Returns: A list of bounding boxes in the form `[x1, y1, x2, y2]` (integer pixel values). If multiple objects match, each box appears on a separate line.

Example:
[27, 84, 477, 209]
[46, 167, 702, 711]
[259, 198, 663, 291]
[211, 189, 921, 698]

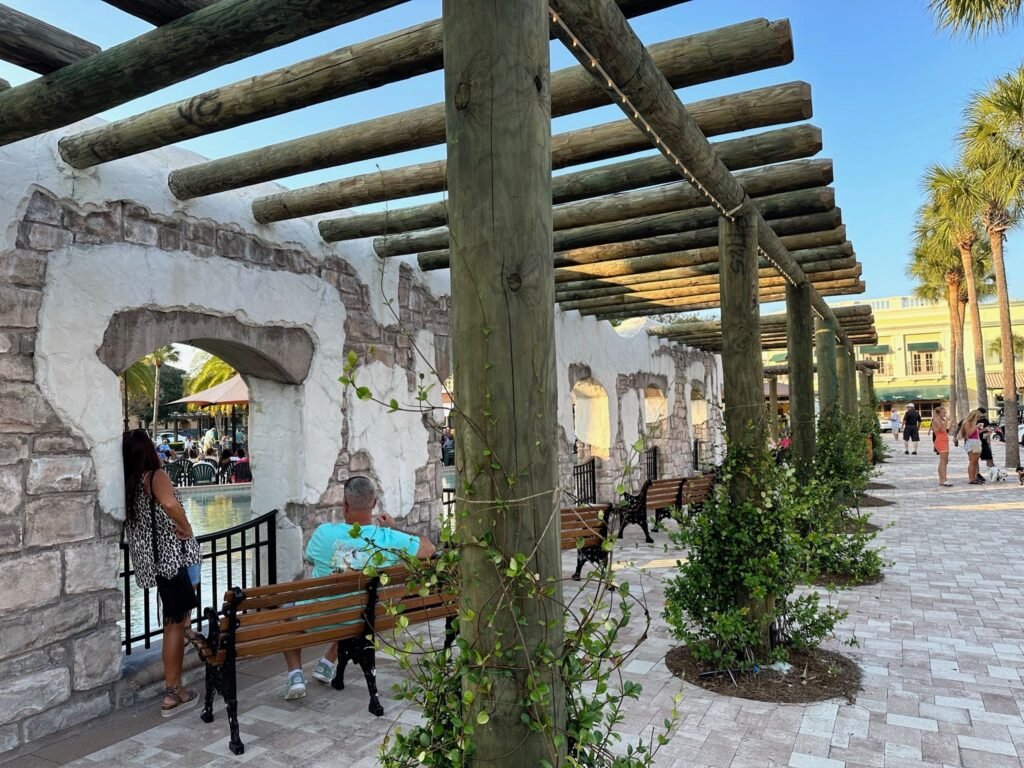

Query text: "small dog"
[1017, 466, 1024, 486]
[987, 467, 1008, 483]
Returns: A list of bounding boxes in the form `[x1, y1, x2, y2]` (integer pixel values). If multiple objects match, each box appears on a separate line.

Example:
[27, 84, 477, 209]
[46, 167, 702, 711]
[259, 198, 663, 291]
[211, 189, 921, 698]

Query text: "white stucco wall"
[620, 389, 641, 454]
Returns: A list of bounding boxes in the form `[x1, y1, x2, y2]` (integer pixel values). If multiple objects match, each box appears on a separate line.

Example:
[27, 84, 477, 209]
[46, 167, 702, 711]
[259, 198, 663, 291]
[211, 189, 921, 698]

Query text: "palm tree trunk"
[959, 244, 988, 408]
[151, 362, 161, 441]
[946, 287, 960, 426]
[951, 281, 969, 418]
[990, 231, 1019, 467]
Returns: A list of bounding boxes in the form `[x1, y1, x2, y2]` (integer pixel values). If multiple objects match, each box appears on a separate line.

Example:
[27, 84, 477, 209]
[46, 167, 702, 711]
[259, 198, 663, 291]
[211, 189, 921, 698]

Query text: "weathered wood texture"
[412, 185, 834, 264]
[768, 376, 780, 440]
[0, 0, 405, 146]
[814, 316, 839, 416]
[443, 1, 563, 763]
[101, 0, 216, 25]
[321, 125, 823, 240]
[585, 280, 864, 319]
[786, 281, 816, 473]
[650, 304, 872, 338]
[63, 0, 708, 168]
[255, 80, 811, 220]
[0, 4, 100, 74]
[0, 78, 8, 91]
[836, 343, 857, 416]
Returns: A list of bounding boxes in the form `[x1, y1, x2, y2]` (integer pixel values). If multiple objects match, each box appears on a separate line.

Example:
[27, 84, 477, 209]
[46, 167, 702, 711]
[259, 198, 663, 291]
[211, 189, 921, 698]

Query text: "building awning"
[874, 385, 949, 402]
[859, 344, 890, 354]
[908, 341, 940, 352]
[769, 353, 787, 362]
[985, 372, 1024, 390]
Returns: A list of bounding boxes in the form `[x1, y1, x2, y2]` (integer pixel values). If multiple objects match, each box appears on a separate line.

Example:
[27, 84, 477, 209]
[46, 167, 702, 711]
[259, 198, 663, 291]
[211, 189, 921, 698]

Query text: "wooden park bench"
[560, 504, 613, 580]
[619, 471, 719, 540]
[191, 564, 456, 755]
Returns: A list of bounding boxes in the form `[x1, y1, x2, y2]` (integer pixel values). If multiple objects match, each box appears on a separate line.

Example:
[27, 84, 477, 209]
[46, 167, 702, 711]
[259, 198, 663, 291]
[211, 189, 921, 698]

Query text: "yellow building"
[761, 295, 1024, 421]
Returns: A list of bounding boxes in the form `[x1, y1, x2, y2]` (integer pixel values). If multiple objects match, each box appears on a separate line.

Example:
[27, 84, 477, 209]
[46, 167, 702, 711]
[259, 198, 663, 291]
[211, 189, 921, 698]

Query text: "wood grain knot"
[507, 272, 523, 291]
[454, 81, 470, 110]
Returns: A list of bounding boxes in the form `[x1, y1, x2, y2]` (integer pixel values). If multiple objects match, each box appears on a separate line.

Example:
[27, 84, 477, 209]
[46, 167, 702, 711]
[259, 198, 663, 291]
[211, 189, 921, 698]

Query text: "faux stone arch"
[99, 308, 314, 384]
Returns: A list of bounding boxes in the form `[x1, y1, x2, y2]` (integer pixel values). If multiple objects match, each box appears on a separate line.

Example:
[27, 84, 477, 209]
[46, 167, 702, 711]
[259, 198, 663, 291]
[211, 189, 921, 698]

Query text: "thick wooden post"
[768, 375, 779, 440]
[786, 282, 815, 473]
[443, 2, 563, 764]
[814, 317, 839, 417]
[837, 343, 855, 416]
[858, 368, 873, 417]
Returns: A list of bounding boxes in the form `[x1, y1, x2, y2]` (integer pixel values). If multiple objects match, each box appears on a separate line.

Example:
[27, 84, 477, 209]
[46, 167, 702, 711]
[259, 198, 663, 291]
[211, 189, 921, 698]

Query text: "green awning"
[874, 385, 949, 402]
[859, 345, 890, 354]
[769, 353, 787, 362]
[908, 341, 940, 352]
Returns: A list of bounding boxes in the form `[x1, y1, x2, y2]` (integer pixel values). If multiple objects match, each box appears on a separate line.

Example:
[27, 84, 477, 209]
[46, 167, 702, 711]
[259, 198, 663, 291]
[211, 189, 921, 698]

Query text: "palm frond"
[930, 0, 1024, 37]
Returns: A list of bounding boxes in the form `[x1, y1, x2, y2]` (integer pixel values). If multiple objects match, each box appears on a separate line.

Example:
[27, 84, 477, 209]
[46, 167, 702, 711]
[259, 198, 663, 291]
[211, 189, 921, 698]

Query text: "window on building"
[868, 354, 887, 375]
[917, 401, 940, 419]
[911, 351, 938, 374]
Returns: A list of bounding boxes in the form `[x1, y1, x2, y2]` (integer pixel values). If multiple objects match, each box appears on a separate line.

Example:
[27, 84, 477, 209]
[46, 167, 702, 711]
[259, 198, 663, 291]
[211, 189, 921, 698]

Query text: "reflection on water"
[120, 489, 256, 648]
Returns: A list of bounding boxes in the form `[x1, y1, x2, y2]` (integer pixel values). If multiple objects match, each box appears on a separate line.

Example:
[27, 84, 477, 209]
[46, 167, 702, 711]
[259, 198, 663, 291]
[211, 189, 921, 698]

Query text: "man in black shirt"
[901, 403, 922, 455]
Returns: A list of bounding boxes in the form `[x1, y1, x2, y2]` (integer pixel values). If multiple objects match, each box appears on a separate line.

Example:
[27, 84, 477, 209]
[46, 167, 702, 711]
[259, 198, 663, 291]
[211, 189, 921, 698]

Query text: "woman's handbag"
[148, 487, 199, 624]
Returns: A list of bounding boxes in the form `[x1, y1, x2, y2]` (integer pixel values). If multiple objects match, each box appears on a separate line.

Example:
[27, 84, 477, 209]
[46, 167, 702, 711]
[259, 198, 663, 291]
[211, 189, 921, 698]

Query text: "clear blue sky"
[4, 0, 1024, 304]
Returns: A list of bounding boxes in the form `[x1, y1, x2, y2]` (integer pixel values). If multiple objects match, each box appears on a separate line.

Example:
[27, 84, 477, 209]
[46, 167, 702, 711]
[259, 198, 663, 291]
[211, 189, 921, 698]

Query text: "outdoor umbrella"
[168, 374, 249, 448]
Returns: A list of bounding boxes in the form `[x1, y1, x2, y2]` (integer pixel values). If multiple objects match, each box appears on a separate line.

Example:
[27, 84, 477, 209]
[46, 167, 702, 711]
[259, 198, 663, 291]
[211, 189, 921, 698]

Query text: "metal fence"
[644, 446, 658, 481]
[119, 509, 278, 653]
[573, 458, 597, 504]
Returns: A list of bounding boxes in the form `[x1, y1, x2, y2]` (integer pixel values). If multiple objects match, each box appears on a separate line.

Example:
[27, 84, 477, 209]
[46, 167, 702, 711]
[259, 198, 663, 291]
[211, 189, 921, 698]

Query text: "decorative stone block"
[0, 465, 23, 515]
[183, 220, 215, 245]
[19, 332, 34, 355]
[32, 434, 87, 454]
[0, 597, 97, 659]
[21, 690, 111, 742]
[67, 207, 122, 245]
[0, 332, 11, 354]
[26, 456, 96, 494]
[25, 493, 96, 546]
[0, 518, 22, 553]
[99, 590, 123, 623]
[0, 723, 18, 753]
[157, 222, 181, 251]
[0, 286, 42, 328]
[0, 551, 61, 614]
[0, 644, 68, 681]
[0, 355, 33, 382]
[123, 215, 159, 246]
[216, 228, 247, 259]
[23, 191, 62, 226]
[72, 625, 122, 690]
[16, 221, 72, 252]
[0, 384, 60, 432]
[0, 249, 46, 287]
[0, 667, 70, 726]
[64, 538, 119, 594]
[0, 436, 28, 465]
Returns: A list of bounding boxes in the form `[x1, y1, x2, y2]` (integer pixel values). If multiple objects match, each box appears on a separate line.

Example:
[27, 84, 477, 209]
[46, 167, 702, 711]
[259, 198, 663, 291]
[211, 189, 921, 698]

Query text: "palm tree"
[187, 353, 237, 394]
[120, 361, 154, 432]
[145, 345, 180, 440]
[987, 333, 1024, 360]
[923, 164, 990, 408]
[931, 0, 1024, 36]
[909, 212, 969, 421]
[961, 66, 1024, 466]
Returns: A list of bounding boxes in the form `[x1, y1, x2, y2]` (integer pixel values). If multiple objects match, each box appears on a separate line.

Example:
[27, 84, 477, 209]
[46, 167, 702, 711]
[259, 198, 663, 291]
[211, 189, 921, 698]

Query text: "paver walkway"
[4, 441, 1024, 767]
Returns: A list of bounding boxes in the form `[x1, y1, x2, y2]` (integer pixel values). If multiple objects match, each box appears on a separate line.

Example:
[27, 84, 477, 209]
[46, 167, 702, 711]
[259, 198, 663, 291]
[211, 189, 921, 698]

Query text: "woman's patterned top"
[123, 472, 200, 589]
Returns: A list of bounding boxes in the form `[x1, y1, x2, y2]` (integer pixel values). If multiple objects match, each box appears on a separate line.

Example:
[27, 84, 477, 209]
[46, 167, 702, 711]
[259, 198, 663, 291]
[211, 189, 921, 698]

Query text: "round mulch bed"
[866, 482, 895, 490]
[812, 570, 885, 588]
[837, 518, 883, 534]
[665, 646, 861, 705]
[857, 495, 894, 509]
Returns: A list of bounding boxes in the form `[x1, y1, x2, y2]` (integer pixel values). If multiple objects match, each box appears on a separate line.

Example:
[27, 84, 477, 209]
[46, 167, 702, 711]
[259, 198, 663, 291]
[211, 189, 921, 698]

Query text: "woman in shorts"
[960, 409, 983, 484]
[932, 406, 952, 486]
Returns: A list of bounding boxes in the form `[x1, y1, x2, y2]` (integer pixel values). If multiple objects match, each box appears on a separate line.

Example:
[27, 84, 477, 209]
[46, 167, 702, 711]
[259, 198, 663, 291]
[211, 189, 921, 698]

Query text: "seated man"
[282, 475, 435, 700]
[156, 437, 173, 462]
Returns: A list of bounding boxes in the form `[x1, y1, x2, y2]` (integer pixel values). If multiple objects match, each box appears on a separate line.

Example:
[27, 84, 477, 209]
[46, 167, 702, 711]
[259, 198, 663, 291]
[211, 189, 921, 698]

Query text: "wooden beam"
[444, 1, 563, 762]
[591, 281, 865, 320]
[406, 185, 833, 263]
[0, 0, 406, 147]
[100, 0, 217, 25]
[0, 78, 8, 92]
[323, 125, 824, 240]
[0, 4, 100, 74]
[254, 80, 811, 219]
[649, 304, 873, 337]
[815, 316, 839, 416]
[789, 280, 816, 472]
[62, 0, 708, 168]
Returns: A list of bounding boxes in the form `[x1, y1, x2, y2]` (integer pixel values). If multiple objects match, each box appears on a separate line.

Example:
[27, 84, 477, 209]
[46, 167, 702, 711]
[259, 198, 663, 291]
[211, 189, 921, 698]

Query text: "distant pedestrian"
[889, 409, 901, 441]
[960, 409, 984, 484]
[932, 405, 952, 487]
[901, 404, 921, 455]
[977, 407, 998, 481]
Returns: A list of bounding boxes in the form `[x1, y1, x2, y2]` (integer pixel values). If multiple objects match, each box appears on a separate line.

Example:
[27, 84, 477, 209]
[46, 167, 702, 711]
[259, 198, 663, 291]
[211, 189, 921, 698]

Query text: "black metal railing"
[644, 446, 658, 481]
[442, 488, 456, 518]
[573, 458, 597, 504]
[119, 509, 278, 653]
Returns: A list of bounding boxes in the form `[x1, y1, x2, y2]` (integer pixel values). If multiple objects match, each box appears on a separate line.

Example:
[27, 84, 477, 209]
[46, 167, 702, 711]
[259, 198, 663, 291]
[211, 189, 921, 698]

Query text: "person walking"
[901, 404, 922, 455]
[889, 408, 901, 441]
[977, 407, 998, 481]
[932, 405, 953, 486]
[960, 409, 984, 484]
[121, 430, 201, 716]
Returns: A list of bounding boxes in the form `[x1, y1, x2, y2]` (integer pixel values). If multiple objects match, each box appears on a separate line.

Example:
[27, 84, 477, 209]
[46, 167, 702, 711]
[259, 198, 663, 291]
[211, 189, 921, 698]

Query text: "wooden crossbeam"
[416, 186, 833, 267]
[650, 304, 872, 337]
[101, 0, 217, 25]
[253, 80, 810, 220]
[0, 0, 407, 147]
[318, 124, 823, 239]
[63, 0, 703, 169]
[0, 4, 100, 74]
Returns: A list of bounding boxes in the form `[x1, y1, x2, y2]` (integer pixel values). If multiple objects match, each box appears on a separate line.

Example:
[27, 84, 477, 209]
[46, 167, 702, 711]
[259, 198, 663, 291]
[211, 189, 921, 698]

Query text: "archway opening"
[643, 385, 668, 437]
[572, 378, 611, 459]
[690, 382, 710, 470]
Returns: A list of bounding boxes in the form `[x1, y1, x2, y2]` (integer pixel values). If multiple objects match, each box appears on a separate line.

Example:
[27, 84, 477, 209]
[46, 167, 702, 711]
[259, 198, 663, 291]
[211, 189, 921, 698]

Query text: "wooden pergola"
[0, 1, 871, 763]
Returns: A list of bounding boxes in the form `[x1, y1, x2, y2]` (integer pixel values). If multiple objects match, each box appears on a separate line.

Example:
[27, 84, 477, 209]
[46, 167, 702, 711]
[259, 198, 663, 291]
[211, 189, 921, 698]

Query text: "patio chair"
[190, 462, 217, 487]
[231, 462, 252, 483]
[165, 459, 190, 487]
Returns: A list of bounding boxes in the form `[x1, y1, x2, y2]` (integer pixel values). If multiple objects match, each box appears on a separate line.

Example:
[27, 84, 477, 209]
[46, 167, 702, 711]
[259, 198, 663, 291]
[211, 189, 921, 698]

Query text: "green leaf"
[356, 386, 372, 401]
[476, 710, 489, 725]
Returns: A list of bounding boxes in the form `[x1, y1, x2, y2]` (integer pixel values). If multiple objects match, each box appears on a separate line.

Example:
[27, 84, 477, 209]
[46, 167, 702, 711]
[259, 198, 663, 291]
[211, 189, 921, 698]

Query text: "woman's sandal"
[161, 685, 199, 718]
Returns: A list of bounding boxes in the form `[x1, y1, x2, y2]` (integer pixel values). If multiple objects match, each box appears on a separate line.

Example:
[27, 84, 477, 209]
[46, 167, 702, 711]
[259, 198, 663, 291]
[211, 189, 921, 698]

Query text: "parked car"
[878, 416, 892, 433]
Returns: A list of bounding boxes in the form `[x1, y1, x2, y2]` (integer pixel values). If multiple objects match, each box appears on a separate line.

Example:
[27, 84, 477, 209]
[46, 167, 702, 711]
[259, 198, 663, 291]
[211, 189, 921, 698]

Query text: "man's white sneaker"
[312, 659, 337, 684]
[284, 670, 306, 700]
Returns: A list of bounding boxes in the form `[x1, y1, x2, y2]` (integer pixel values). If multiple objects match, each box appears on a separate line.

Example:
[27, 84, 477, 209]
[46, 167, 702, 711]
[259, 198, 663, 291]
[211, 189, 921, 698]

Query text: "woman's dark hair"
[235, 447, 246, 458]
[122, 429, 160, 521]
[219, 449, 232, 465]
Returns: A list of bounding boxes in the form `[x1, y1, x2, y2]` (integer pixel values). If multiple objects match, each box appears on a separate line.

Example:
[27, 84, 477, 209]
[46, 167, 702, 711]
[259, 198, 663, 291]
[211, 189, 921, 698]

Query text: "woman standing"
[122, 430, 202, 716]
[933, 406, 953, 486]
[959, 409, 984, 485]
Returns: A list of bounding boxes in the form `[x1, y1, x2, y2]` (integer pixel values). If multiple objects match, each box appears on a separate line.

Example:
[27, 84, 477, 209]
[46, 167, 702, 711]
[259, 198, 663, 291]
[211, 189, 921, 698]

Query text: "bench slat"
[234, 606, 367, 644]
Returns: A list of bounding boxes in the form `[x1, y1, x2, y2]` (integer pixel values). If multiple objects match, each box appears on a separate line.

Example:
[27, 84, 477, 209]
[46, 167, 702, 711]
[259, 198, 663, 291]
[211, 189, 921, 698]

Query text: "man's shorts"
[904, 426, 920, 443]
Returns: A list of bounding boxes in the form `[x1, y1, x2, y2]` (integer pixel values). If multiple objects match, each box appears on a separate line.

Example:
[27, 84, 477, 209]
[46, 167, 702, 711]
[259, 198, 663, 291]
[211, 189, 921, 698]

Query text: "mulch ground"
[812, 570, 885, 588]
[857, 495, 894, 509]
[866, 482, 895, 490]
[665, 645, 862, 705]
